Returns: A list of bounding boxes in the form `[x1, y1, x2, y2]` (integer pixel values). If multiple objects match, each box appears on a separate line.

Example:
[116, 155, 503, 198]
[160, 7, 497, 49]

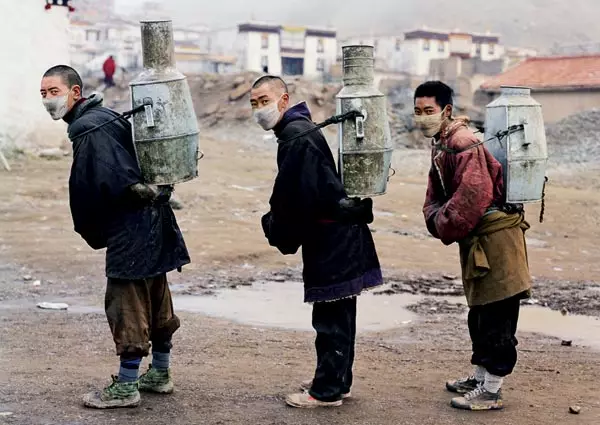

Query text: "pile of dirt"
[546, 109, 600, 164]
[187, 72, 340, 129]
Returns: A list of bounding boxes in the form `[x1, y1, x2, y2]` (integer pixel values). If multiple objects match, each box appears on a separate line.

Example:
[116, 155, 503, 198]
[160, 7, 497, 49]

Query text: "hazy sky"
[114, 0, 599, 49]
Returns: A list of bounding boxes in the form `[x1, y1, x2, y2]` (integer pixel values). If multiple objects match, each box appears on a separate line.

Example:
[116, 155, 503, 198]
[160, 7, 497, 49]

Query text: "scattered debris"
[36, 302, 69, 310]
[561, 307, 569, 316]
[407, 299, 467, 316]
[0, 412, 13, 417]
[569, 405, 581, 414]
[23, 275, 33, 281]
[38, 148, 68, 159]
[561, 340, 573, 347]
[32, 280, 41, 286]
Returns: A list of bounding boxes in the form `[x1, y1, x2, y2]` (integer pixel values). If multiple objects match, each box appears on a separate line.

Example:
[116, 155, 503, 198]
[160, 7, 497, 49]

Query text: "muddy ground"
[1, 134, 600, 424]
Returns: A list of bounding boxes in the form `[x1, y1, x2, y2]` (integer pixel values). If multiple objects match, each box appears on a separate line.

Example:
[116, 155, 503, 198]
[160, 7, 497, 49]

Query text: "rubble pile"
[546, 109, 600, 164]
[187, 72, 340, 129]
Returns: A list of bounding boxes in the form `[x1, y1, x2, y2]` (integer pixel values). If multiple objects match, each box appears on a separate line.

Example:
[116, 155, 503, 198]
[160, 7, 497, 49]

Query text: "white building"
[400, 29, 504, 76]
[236, 22, 337, 78]
[0, 1, 71, 151]
[342, 28, 504, 77]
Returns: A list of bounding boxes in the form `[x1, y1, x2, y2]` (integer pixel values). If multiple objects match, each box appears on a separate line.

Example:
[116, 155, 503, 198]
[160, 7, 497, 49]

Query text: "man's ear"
[72, 85, 82, 100]
[444, 105, 453, 118]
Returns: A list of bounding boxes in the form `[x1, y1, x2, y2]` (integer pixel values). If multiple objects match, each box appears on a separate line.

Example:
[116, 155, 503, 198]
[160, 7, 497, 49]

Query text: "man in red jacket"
[103, 55, 116, 88]
[415, 81, 531, 411]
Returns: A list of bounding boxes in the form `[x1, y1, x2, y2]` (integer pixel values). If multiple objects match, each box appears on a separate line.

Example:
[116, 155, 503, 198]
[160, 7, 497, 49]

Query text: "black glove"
[336, 197, 374, 224]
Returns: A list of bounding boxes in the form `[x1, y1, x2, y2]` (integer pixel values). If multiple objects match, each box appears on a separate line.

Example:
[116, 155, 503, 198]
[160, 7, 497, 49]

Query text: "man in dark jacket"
[40, 65, 190, 409]
[250, 75, 383, 408]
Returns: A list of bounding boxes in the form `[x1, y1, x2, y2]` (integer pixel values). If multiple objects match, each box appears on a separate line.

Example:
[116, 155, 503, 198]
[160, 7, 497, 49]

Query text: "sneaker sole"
[450, 399, 504, 411]
[83, 393, 141, 409]
[285, 398, 343, 409]
[139, 383, 174, 394]
[300, 385, 351, 399]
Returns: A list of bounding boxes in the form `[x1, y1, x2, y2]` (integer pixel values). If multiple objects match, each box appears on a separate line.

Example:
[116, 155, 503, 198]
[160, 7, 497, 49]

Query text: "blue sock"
[152, 351, 170, 371]
[118, 357, 141, 383]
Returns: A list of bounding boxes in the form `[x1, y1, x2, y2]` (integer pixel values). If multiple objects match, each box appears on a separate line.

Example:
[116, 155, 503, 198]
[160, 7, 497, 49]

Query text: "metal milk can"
[484, 86, 548, 203]
[336, 45, 393, 197]
[129, 20, 200, 185]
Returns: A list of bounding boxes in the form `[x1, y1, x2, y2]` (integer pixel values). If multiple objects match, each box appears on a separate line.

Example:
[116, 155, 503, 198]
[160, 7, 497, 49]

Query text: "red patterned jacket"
[423, 118, 504, 245]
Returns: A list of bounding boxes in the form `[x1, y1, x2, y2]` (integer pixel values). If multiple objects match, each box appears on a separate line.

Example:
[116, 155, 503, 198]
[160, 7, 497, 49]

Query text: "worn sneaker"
[450, 385, 504, 411]
[138, 366, 174, 394]
[285, 392, 343, 408]
[299, 379, 352, 399]
[446, 376, 481, 394]
[83, 375, 140, 409]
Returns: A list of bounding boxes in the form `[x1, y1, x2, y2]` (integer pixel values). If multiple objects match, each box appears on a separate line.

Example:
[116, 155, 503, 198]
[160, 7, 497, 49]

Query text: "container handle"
[197, 151, 205, 161]
[387, 166, 396, 181]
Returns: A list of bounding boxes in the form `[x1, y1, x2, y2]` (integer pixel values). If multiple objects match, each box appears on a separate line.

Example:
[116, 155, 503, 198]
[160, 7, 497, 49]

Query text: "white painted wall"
[0, 4, 70, 151]
[240, 31, 281, 75]
[304, 36, 337, 78]
[400, 38, 450, 76]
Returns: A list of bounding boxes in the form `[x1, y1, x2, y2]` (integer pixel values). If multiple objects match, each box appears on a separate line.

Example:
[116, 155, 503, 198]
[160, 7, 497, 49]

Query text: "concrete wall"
[475, 89, 600, 123]
[0, 4, 70, 151]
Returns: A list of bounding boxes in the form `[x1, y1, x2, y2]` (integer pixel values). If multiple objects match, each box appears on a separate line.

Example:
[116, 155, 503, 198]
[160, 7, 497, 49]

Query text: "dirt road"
[1, 135, 599, 424]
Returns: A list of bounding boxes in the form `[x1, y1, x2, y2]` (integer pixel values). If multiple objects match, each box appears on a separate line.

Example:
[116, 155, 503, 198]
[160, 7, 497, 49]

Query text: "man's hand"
[129, 183, 159, 203]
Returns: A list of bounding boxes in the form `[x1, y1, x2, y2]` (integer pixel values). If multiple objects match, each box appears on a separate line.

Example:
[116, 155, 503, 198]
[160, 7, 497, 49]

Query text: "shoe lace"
[464, 385, 485, 401]
[460, 375, 476, 383]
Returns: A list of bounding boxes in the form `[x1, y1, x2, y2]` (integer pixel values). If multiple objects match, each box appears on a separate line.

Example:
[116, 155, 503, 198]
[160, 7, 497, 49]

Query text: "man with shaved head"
[251, 75, 383, 408]
[40, 65, 190, 409]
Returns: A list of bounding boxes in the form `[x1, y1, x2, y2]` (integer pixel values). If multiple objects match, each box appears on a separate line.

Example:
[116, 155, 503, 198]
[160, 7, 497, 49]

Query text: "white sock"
[474, 365, 486, 383]
[483, 372, 503, 394]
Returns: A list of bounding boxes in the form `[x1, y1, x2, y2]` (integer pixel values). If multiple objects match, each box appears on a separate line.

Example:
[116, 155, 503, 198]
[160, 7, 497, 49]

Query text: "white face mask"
[42, 93, 71, 121]
[414, 111, 446, 138]
[253, 97, 282, 131]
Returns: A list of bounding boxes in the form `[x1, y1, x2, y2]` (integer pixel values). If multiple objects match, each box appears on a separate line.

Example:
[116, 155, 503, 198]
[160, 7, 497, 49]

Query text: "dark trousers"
[309, 297, 357, 402]
[469, 293, 521, 377]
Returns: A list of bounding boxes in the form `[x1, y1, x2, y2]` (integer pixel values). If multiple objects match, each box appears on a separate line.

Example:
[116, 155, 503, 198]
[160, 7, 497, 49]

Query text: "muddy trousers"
[468, 293, 521, 377]
[309, 296, 357, 402]
[105, 274, 180, 358]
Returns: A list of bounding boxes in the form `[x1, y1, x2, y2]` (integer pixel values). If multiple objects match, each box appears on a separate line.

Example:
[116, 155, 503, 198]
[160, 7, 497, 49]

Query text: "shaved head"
[252, 75, 288, 95]
[43, 65, 84, 91]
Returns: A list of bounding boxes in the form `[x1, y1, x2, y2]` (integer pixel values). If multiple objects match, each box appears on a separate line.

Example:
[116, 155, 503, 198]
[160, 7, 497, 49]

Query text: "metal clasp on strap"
[143, 97, 155, 128]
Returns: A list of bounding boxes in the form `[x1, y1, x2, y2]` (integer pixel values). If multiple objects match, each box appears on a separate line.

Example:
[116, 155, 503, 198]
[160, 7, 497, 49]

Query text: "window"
[316, 58, 325, 72]
[317, 38, 324, 53]
[261, 55, 269, 68]
[261, 34, 269, 49]
[395, 38, 401, 51]
[476, 44, 482, 56]
[488, 43, 495, 55]
[438, 41, 445, 52]
[423, 39, 430, 51]
[85, 30, 101, 42]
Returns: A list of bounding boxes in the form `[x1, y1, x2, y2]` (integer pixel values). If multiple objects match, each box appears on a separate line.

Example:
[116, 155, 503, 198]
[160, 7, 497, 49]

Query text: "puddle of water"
[518, 306, 600, 349]
[174, 281, 419, 332]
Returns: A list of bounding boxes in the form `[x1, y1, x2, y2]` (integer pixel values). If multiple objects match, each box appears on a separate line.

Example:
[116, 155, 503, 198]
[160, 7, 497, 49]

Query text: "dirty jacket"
[64, 94, 190, 280]
[423, 118, 531, 305]
[262, 102, 383, 303]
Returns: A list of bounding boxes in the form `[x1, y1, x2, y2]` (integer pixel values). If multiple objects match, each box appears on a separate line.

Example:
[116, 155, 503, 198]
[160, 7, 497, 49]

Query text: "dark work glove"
[156, 185, 174, 204]
[336, 197, 374, 224]
[129, 183, 159, 203]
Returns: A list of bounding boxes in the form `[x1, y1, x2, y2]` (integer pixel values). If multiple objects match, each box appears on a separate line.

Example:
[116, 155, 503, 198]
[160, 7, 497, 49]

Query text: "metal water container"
[129, 20, 200, 185]
[336, 45, 393, 197]
[485, 86, 548, 203]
